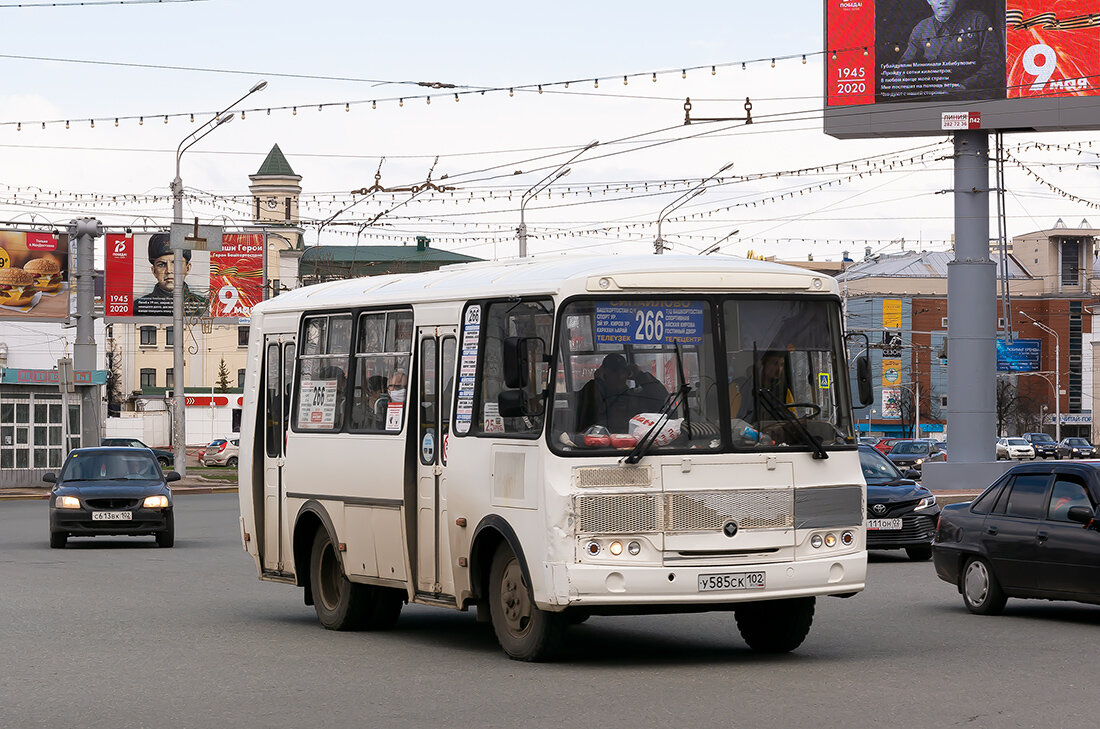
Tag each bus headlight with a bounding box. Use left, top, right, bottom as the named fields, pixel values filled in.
left=585, top=541, right=601, bottom=556
left=824, top=533, right=838, bottom=548
left=841, top=530, right=854, bottom=546
left=810, top=534, right=823, bottom=549
left=627, top=541, right=641, bottom=555
left=609, top=541, right=623, bottom=556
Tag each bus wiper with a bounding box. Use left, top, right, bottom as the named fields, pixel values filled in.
left=758, top=388, right=828, bottom=460
left=622, top=385, right=689, bottom=465
left=673, top=341, right=692, bottom=440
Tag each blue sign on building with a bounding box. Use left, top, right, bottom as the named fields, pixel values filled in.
left=996, top=338, right=1041, bottom=373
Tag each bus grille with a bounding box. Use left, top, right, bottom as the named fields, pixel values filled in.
left=574, top=490, right=793, bottom=534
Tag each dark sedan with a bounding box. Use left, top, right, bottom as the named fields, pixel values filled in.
left=46, top=447, right=178, bottom=548
left=100, top=437, right=175, bottom=468
left=1021, top=432, right=1058, bottom=459
left=860, top=445, right=940, bottom=560
left=932, top=461, right=1100, bottom=614
left=1056, top=437, right=1096, bottom=459
left=886, top=440, right=947, bottom=474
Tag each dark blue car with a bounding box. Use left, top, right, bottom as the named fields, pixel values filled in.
left=860, top=445, right=940, bottom=561
left=45, top=447, right=179, bottom=549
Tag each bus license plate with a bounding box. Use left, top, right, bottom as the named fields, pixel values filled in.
left=697, top=572, right=765, bottom=592
left=92, top=511, right=132, bottom=521
left=867, top=518, right=902, bottom=530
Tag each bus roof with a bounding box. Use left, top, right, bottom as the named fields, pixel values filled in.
left=255, top=254, right=839, bottom=315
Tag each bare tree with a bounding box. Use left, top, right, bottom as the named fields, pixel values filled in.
left=996, top=378, right=1019, bottom=437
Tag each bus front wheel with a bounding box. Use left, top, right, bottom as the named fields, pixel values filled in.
left=734, top=597, right=815, bottom=653
left=488, top=544, right=565, bottom=661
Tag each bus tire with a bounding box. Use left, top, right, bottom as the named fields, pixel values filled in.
left=488, top=543, right=565, bottom=661
left=734, top=597, right=815, bottom=653
left=362, top=587, right=404, bottom=631
left=310, top=528, right=369, bottom=630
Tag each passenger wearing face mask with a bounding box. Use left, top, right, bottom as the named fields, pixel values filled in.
left=373, top=368, right=407, bottom=430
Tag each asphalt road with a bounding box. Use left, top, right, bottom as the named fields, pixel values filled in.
left=2, top=494, right=1097, bottom=729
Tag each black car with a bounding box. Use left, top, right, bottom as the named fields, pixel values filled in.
left=886, top=440, right=947, bottom=473
left=1056, top=437, right=1096, bottom=459
left=100, top=437, right=175, bottom=469
left=46, top=447, right=179, bottom=548
left=1021, top=432, right=1058, bottom=459
left=932, top=461, right=1100, bottom=614
left=859, top=445, right=940, bottom=560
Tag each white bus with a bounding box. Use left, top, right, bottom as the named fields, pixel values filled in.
left=238, top=255, right=872, bottom=661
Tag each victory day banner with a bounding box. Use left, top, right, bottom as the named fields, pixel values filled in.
left=0, top=229, right=71, bottom=321
left=104, top=232, right=263, bottom=321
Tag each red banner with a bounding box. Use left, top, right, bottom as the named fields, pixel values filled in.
left=209, top=234, right=264, bottom=318
left=105, top=234, right=135, bottom=316
left=826, top=0, right=876, bottom=106
left=1007, top=0, right=1100, bottom=98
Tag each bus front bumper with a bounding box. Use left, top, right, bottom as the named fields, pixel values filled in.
left=544, top=552, right=866, bottom=608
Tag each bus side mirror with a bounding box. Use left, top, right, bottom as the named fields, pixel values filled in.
left=503, top=337, right=530, bottom=389
left=856, top=355, right=873, bottom=407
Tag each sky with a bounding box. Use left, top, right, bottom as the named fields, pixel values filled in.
left=0, top=0, right=1097, bottom=264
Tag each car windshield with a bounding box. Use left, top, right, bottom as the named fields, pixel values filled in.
left=61, top=452, right=161, bottom=481
left=891, top=442, right=928, bottom=455
left=548, top=296, right=854, bottom=456
left=1066, top=438, right=1091, bottom=446
left=1006, top=438, right=1028, bottom=445
left=1029, top=434, right=1055, bottom=443
left=859, top=446, right=902, bottom=483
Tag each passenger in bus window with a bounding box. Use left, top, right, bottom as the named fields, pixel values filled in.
left=575, top=353, right=668, bottom=434
left=736, top=350, right=793, bottom=422
left=387, top=369, right=408, bottom=403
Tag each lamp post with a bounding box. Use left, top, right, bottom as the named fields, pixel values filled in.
left=517, top=141, right=597, bottom=257
left=654, top=162, right=732, bottom=254
left=169, top=80, right=267, bottom=476
left=1019, top=311, right=1060, bottom=441
left=866, top=408, right=877, bottom=435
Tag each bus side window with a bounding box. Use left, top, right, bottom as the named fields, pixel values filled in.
left=475, top=298, right=553, bottom=436
left=349, top=310, right=413, bottom=433
left=295, top=314, right=352, bottom=432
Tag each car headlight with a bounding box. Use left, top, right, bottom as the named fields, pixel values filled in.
left=1073, top=448, right=1080, bottom=453
left=915, top=458, right=924, bottom=465
left=914, top=495, right=937, bottom=511
left=143, top=494, right=169, bottom=508
left=55, top=495, right=80, bottom=509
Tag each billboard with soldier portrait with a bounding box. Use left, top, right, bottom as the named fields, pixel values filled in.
left=104, top=231, right=263, bottom=321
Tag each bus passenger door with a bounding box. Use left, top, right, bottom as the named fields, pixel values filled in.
left=414, top=327, right=457, bottom=595
left=262, top=337, right=296, bottom=573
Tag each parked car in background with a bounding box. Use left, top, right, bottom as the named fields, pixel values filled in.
left=996, top=437, right=1035, bottom=461
left=1021, top=432, right=1058, bottom=459
left=932, top=461, right=1100, bottom=614
left=873, top=438, right=903, bottom=456
left=859, top=445, right=939, bottom=560
left=886, top=440, right=947, bottom=474
left=45, top=447, right=178, bottom=548
left=100, top=437, right=174, bottom=468
left=1057, top=437, right=1097, bottom=459
left=202, top=438, right=239, bottom=467
left=858, top=436, right=878, bottom=447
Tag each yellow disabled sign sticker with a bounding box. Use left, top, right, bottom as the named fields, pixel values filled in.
left=817, top=373, right=831, bottom=389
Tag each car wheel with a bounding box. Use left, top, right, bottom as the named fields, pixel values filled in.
left=226, top=457, right=238, bottom=468
left=905, top=545, right=932, bottom=561
left=158, top=457, right=170, bottom=469
left=488, top=543, right=566, bottom=661
left=155, top=512, right=175, bottom=548
left=49, top=531, right=67, bottom=549
left=961, top=557, right=1007, bottom=615
left=735, top=597, right=815, bottom=653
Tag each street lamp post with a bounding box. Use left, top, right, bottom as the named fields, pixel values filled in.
left=1020, top=311, right=1060, bottom=441
left=866, top=408, right=877, bottom=434
left=517, top=140, right=597, bottom=257
left=169, top=81, right=267, bottom=476
left=654, top=162, right=732, bottom=254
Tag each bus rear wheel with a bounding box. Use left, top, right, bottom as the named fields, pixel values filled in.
left=309, top=529, right=403, bottom=630
left=488, top=544, right=565, bottom=661
left=734, top=597, right=815, bottom=653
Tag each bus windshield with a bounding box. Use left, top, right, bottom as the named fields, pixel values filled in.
left=550, top=296, right=853, bottom=455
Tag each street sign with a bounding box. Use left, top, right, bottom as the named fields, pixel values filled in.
left=170, top=222, right=223, bottom=252
left=56, top=357, right=75, bottom=394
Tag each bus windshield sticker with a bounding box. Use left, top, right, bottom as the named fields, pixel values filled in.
left=594, top=300, right=704, bottom=345
left=298, top=378, right=337, bottom=428
left=455, top=305, right=481, bottom=434
left=386, top=402, right=404, bottom=431
left=483, top=401, right=504, bottom=433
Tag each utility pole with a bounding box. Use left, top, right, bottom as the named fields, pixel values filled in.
left=69, top=218, right=102, bottom=448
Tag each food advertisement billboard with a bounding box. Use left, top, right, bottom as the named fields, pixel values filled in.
left=0, top=229, right=71, bottom=321
left=825, top=1, right=1100, bottom=138
left=104, top=232, right=263, bottom=322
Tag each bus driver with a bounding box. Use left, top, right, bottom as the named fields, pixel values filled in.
left=575, top=353, right=668, bottom=433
